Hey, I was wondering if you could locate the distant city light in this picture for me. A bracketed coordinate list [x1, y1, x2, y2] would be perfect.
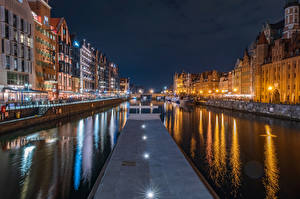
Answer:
[142, 124, 146, 129]
[143, 135, 147, 140]
[73, 40, 80, 48]
[144, 153, 150, 159]
[150, 89, 154, 94]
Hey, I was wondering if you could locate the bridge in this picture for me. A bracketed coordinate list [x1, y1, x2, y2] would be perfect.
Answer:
[131, 93, 167, 100]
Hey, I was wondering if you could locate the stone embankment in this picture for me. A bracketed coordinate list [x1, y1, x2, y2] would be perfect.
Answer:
[0, 98, 126, 134]
[202, 100, 300, 121]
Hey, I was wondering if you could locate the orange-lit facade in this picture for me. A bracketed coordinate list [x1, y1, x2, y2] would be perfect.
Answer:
[193, 70, 220, 96]
[29, 0, 57, 100]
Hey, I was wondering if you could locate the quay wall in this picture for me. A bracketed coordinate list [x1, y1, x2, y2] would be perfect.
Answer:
[202, 100, 300, 121]
[0, 98, 126, 134]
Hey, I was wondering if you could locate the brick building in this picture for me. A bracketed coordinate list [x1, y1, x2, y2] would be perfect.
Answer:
[50, 17, 72, 99]
[29, 0, 57, 100]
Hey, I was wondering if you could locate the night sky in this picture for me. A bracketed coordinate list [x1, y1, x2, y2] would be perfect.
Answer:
[49, 0, 284, 90]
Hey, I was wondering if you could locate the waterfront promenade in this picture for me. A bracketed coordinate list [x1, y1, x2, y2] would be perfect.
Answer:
[92, 113, 214, 199]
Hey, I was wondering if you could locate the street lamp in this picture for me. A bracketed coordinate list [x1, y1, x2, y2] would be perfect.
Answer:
[268, 86, 273, 103]
[268, 86, 273, 91]
[233, 88, 238, 92]
[150, 89, 154, 94]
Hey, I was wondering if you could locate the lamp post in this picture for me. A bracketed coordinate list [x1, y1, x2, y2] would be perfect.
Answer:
[268, 86, 273, 103]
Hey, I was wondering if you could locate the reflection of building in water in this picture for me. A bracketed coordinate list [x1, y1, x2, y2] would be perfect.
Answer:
[82, 117, 93, 183]
[230, 119, 241, 196]
[206, 112, 213, 169]
[190, 136, 196, 159]
[263, 125, 279, 199]
[0, 132, 56, 151]
[198, 109, 204, 149]
[100, 112, 108, 153]
[74, 120, 84, 190]
[173, 106, 183, 143]
[213, 115, 221, 185]
[219, 114, 227, 183]
[94, 114, 100, 149]
[109, 109, 116, 149]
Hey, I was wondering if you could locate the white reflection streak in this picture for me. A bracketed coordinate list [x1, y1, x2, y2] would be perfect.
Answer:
[94, 115, 100, 149]
[100, 112, 107, 152]
[21, 145, 36, 177]
[110, 109, 116, 148]
[74, 120, 84, 190]
[82, 118, 93, 183]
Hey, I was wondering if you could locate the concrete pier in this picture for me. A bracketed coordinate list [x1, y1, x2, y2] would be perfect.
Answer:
[92, 114, 214, 199]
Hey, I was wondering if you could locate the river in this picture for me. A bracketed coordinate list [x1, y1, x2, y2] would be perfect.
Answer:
[162, 102, 300, 199]
[0, 102, 128, 199]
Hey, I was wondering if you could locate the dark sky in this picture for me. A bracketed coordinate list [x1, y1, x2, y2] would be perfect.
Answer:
[49, 0, 284, 90]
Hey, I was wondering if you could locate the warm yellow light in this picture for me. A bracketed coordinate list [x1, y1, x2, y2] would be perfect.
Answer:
[200, 90, 203, 94]
[222, 90, 225, 93]
[216, 89, 219, 93]
[233, 88, 238, 92]
[149, 89, 154, 94]
[209, 90, 212, 94]
[268, 86, 273, 91]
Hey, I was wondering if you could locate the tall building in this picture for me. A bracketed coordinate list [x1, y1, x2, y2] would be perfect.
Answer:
[120, 77, 130, 94]
[70, 35, 80, 94]
[173, 72, 199, 95]
[29, 0, 57, 100]
[232, 49, 254, 97]
[80, 39, 94, 95]
[283, 0, 300, 39]
[254, 0, 300, 104]
[193, 70, 220, 96]
[108, 62, 119, 94]
[50, 17, 72, 99]
[0, 0, 35, 102]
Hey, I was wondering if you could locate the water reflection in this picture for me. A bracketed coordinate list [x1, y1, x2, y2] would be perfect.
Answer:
[74, 120, 84, 190]
[163, 103, 292, 199]
[219, 114, 227, 183]
[0, 102, 129, 199]
[230, 119, 241, 196]
[206, 112, 213, 169]
[263, 125, 279, 199]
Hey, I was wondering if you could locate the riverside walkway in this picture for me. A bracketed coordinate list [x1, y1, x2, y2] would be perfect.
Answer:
[91, 113, 214, 199]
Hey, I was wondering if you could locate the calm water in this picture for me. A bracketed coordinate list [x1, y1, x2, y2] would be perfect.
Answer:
[0, 102, 129, 199]
[163, 103, 300, 199]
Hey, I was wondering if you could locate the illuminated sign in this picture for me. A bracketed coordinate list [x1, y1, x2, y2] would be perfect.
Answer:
[73, 40, 80, 48]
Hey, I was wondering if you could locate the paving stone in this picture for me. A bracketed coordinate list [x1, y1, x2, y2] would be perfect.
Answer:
[94, 114, 213, 199]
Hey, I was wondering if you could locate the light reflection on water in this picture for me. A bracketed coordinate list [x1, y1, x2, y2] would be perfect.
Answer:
[163, 103, 299, 199]
[0, 102, 129, 199]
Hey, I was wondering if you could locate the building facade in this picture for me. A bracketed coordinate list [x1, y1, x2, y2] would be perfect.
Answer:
[108, 62, 119, 94]
[70, 35, 80, 94]
[120, 77, 130, 94]
[193, 70, 220, 96]
[254, 0, 300, 104]
[80, 40, 94, 95]
[0, 0, 35, 102]
[29, 0, 57, 100]
[50, 17, 72, 99]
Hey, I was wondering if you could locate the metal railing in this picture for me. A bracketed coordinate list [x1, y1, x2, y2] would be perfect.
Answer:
[3, 96, 126, 111]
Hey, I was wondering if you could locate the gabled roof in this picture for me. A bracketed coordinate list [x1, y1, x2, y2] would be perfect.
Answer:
[50, 18, 62, 29]
[257, 32, 268, 45]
